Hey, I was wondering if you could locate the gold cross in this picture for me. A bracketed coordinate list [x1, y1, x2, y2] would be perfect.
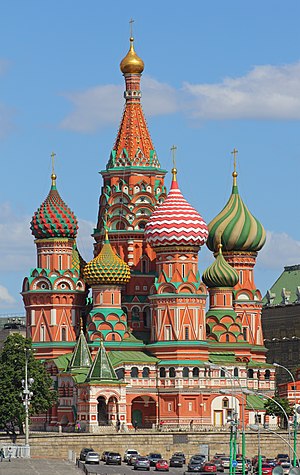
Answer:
[171, 145, 177, 168]
[51, 151, 56, 175]
[231, 148, 238, 173]
[129, 18, 134, 37]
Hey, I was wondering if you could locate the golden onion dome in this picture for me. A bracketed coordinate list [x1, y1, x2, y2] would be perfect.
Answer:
[120, 37, 144, 74]
[202, 244, 239, 288]
[83, 230, 130, 286]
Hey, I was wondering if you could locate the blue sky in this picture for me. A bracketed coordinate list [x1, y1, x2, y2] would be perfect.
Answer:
[1, 0, 300, 314]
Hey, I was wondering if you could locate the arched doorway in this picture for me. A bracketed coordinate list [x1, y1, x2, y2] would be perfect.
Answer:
[131, 396, 156, 428]
[97, 396, 108, 425]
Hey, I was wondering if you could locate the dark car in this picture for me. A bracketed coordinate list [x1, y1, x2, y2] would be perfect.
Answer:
[148, 453, 163, 466]
[106, 452, 122, 465]
[134, 456, 151, 471]
[80, 447, 94, 461]
[101, 451, 110, 462]
[213, 459, 224, 472]
[170, 456, 184, 467]
[188, 458, 205, 472]
[173, 452, 186, 464]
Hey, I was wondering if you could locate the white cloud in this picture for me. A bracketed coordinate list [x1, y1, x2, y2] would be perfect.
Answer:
[0, 285, 16, 305]
[258, 230, 300, 269]
[60, 75, 178, 132]
[183, 61, 300, 120]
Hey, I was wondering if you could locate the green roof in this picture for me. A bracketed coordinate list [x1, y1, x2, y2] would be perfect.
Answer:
[87, 341, 118, 382]
[263, 265, 300, 306]
[246, 394, 266, 410]
[68, 330, 92, 370]
[209, 353, 238, 364]
[109, 350, 158, 366]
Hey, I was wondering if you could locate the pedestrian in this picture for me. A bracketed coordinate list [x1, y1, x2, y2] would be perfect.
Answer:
[116, 418, 121, 432]
[0, 448, 4, 462]
[133, 420, 138, 432]
[7, 447, 12, 462]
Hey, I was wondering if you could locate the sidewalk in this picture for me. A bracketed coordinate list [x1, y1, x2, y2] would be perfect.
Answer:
[0, 458, 81, 475]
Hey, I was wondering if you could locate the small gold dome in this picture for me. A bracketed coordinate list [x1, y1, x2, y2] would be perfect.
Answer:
[120, 37, 144, 74]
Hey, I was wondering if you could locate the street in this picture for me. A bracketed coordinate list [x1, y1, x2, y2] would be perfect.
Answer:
[0, 458, 82, 475]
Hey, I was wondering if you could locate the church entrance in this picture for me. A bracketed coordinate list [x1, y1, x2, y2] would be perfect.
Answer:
[131, 396, 156, 428]
[97, 396, 108, 425]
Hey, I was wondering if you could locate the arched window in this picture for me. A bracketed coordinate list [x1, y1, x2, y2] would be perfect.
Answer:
[234, 367, 239, 377]
[132, 307, 140, 322]
[159, 367, 166, 378]
[220, 368, 226, 377]
[257, 370, 261, 380]
[61, 327, 66, 341]
[192, 367, 199, 378]
[206, 324, 210, 335]
[130, 367, 139, 378]
[116, 368, 125, 380]
[264, 369, 271, 380]
[247, 368, 254, 379]
[169, 367, 176, 378]
[222, 397, 229, 408]
[182, 367, 189, 378]
[142, 367, 150, 378]
[225, 334, 230, 342]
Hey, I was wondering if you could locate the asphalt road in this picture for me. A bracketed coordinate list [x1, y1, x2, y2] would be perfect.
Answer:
[81, 461, 226, 475]
[0, 458, 82, 475]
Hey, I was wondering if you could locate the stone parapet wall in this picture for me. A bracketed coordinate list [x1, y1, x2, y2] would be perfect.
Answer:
[0, 431, 293, 460]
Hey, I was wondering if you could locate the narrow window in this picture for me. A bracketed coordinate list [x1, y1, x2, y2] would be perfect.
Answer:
[61, 327, 66, 341]
[184, 326, 189, 340]
[239, 270, 243, 284]
[169, 367, 176, 378]
[111, 293, 114, 304]
[169, 264, 172, 278]
[243, 327, 247, 341]
[58, 255, 62, 270]
[182, 367, 189, 378]
[182, 264, 185, 278]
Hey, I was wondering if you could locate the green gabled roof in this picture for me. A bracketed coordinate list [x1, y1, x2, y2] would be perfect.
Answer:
[123, 295, 149, 303]
[209, 353, 238, 364]
[68, 330, 92, 370]
[72, 368, 90, 383]
[54, 353, 73, 371]
[246, 394, 266, 410]
[87, 341, 118, 382]
[109, 350, 158, 366]
[263, 265, 300, 306]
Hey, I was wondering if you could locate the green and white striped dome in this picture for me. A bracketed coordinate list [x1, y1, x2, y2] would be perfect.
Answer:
[207, 172, 266, 253]
[202, 244, 239, 288]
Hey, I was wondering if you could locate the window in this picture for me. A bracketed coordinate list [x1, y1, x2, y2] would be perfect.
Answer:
[61, 327, 66, 341]
[234, 367, 239, 377]
[46, 255, 50, 269]
[264, 370, 270, 380]
[160, 367, 166, 378]
[116, 368, 125, 379]
[223, 295, 226, 306]
[192, 367, 199, 378]
[220, 368, 226, 377]
[182, 264, 185, 278]
[255, 414, 262, 424]
[130, 367, 139, 378]
[168, 402, 172, 412]
[142, 367, 150, 378]
[164, 325, 172, 341]
[40, 325, 45, 342]
[169, 367, 176, 378]
[239, 270, 243, 284]
[243, 327, 247, 340]
[58, 255, 62, 270]
[132, 307, 140, 322]
[222, 397, 229, 408]
[111, 293, 114, 304]
[184, 326, 189, 340]
[188, 402, 193, 411]
[247, 369, 254, 379]
[182, 367, 189, 378]
[169, 264, 172, 278]
[225, 334, 230, 342]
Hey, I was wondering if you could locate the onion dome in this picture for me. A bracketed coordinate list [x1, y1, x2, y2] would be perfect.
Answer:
[202, 244, 239, 288]
[83, 229, 130, 286]
[30, 173, 78, 239]
[145, 167, 208, 248]
[120, 36, 144, 74]
[207, 170, 266, 253]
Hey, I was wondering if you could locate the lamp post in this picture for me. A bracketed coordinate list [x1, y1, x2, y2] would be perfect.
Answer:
[21, 349, 34, 457]
[274, 362, 298, 467]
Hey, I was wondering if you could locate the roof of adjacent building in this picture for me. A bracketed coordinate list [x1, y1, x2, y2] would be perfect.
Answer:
[263, 265, 300, 306]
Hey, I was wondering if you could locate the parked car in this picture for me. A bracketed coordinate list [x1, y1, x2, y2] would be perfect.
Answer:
[124, 449, 139, 463]
[188, 458, 205, 472]
[134, 456, 151, 471]
[80, 447, 94, 461]
[261, 463, 274, 475]
[213, 458, 224, 472]
[281, 462, 291, 475]
[85, 452, 100, 465]
[101, 451, 110, 462]
[173, 452, 186, 464]
[170, 455, 184, 467]
[236, 458, 250, 474]
[156, 459, 170, 471]
[128, 454, 140, 466]
[106, 452, 122, 465]
[220, 457, 230, 469]
[276, 455, 290, 463]
[148, 453, 163, 466]
[202, 462, 217, 473]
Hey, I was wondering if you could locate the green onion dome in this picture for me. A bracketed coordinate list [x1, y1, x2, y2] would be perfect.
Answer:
[206, 171, 266, 253]
[83, 230, 130, 286]
[31, 174, 78, 239]
[202, 244, 239, 288]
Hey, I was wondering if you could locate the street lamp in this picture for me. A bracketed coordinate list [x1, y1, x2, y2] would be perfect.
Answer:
[274, 362, 298, 467]
[21, 349, 34, 457]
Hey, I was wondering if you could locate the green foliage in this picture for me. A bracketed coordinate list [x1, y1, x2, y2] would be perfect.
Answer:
[0, 333, 57, 435]
[264, 395, 293, 425]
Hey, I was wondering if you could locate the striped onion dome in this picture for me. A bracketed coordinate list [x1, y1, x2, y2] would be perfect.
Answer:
[83, 229, 130, 286]
[31, 174, 78, 239]
[206, 171, 266, 253]
[145, 168, 208, 248]
[202, 244, 239, 288]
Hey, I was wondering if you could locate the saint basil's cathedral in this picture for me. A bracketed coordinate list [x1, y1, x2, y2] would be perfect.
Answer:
[22, 35, 275, 432]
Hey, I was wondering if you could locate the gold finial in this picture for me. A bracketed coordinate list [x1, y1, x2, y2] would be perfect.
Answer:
[231, 148, 238, 185]
[218, 242, 223, 254]
[51, 151, 56, 186]
[103, 209, 109, 241]
[129, 18, 134, 39]
[171, 145, 177, 181]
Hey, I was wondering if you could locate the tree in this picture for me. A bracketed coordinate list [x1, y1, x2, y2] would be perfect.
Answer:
[0, 333, 57, 438]
[264, 394, 293, 428]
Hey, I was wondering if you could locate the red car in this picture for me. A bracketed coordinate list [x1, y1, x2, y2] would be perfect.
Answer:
[156, 459, 169, 471]
[203, 462, 217, 473]
[262, 464, 274, 475]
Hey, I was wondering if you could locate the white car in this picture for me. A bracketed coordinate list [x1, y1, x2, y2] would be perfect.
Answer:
[124, 449, 139, 463]
[281, 462, 291, 475]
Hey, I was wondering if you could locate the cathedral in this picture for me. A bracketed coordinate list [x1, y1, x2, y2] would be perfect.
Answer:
[22, 35, 275, 432]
